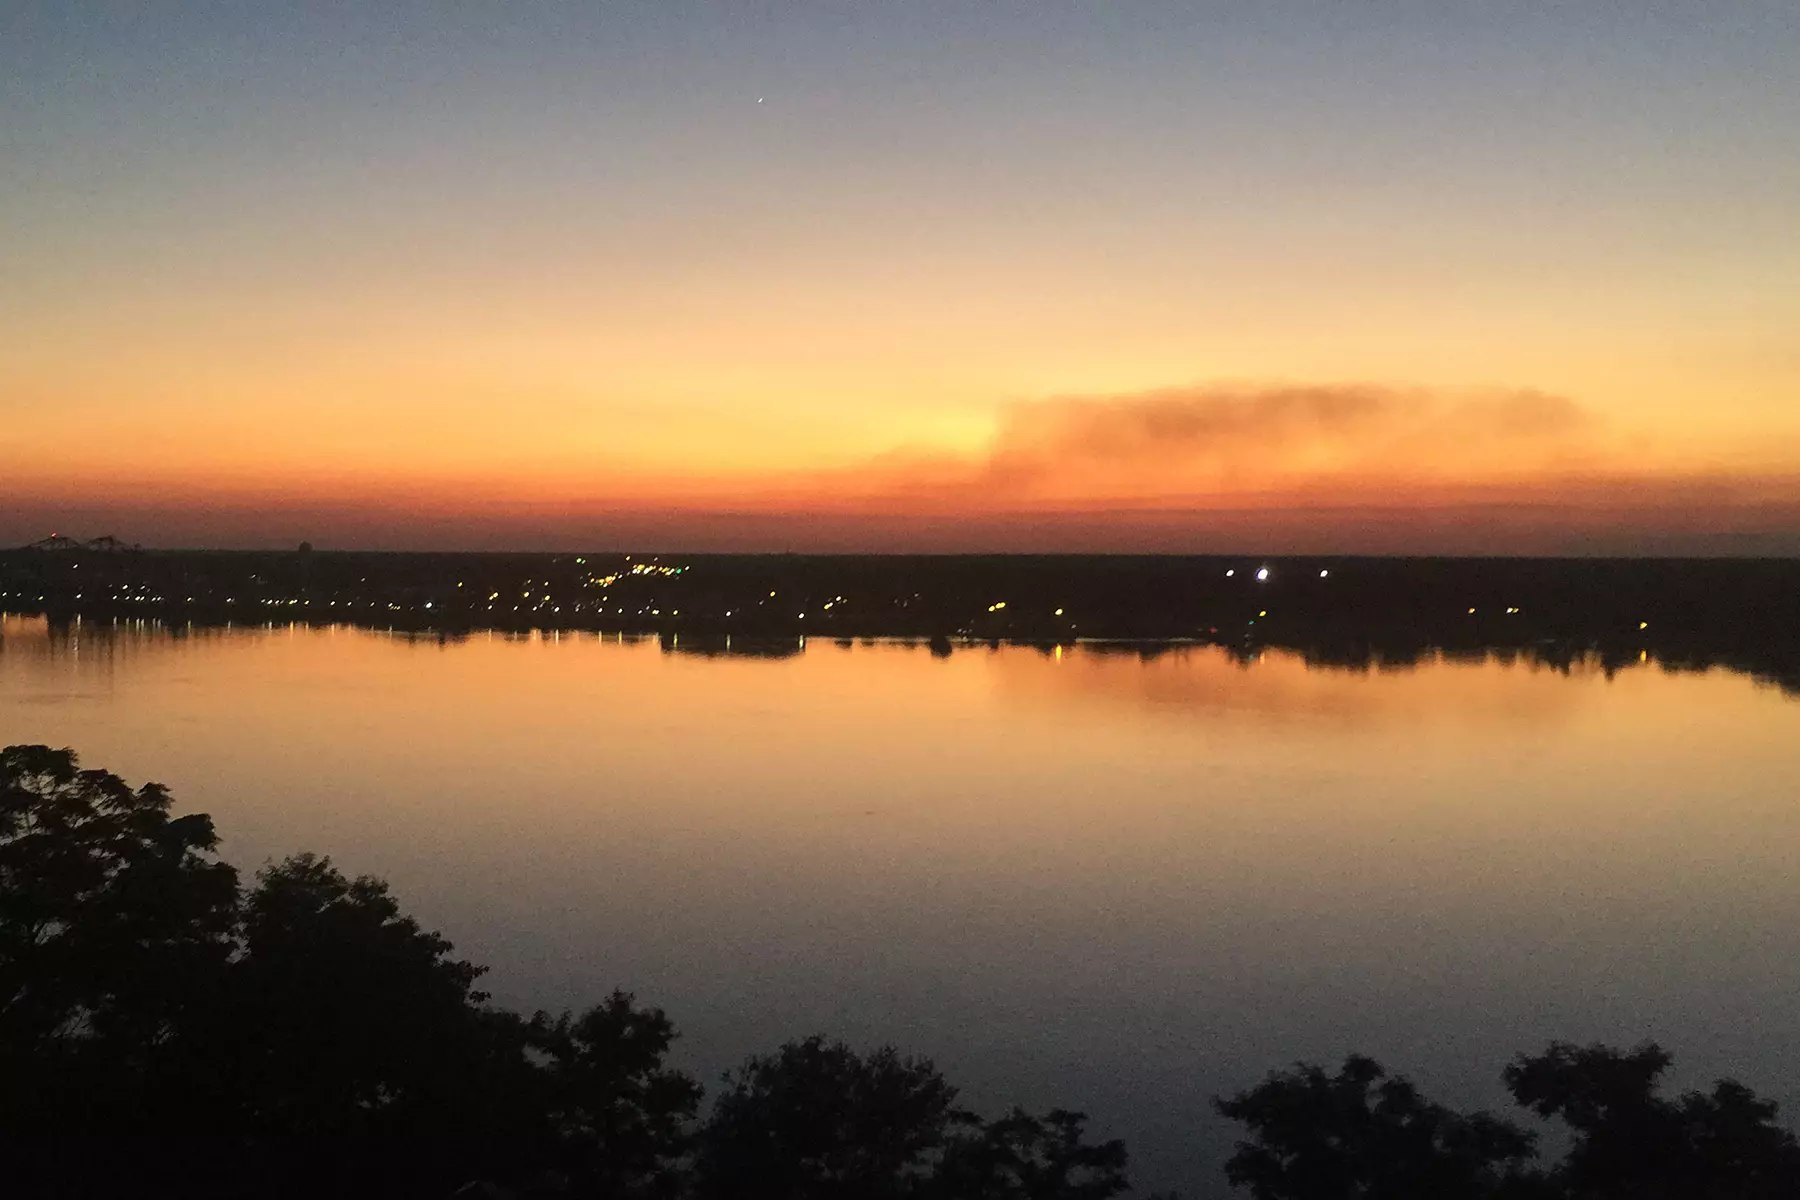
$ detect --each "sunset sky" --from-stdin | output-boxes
[5,3,1798,552]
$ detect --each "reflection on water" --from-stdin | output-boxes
[3,614,1799,1197]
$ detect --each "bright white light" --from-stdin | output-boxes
[1319,569,1329,578]
[1256,567,1270,582]
[1226,569,1235,577]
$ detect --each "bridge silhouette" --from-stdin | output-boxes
[17,534,141,553]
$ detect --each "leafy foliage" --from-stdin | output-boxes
[934,1107,1132,1200]
[694,1037,1134,1200]
[0,743,238,1053]
[1505,1041,1800,1200]
[0,746,698,1198]
[529,990,704,1197]
[1214,1044,1800,1200]
[696,1036,965,1199]
[1215,1055,1538,1200]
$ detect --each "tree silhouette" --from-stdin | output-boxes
[1214,1055,1542,1200]
[696,1036,964,1199]
[1,745,241,1195]
[0,746,706,1199]
[216,854,546,1196]
[1504,1042,1800,1200]
[693,1037,1137,1200]
[1212,1046,1800,1200]
[0,744,237,1052]
[932,1107,1132,1200]
[529,990,704,1197]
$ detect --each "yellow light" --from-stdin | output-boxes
[1639,621,1649,630]
[1054,608,1064,616]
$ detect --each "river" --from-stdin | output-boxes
[4,615,1797,1196]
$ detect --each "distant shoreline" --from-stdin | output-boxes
[5,548,1798,697]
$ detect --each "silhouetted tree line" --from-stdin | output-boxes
[9,550,1800,696]
[1217,1050,1800,1200]
[5,745,1798,1199]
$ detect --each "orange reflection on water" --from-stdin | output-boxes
[3,612,1800,1197]
[2,613,1793,902]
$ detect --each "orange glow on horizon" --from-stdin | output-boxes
[8,7,1800,551]
[7,381,1799,552]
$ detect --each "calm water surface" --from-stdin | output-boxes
[4,616,1799,1195]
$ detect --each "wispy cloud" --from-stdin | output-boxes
[6,382,1798,553]
[929,383,1602,501]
